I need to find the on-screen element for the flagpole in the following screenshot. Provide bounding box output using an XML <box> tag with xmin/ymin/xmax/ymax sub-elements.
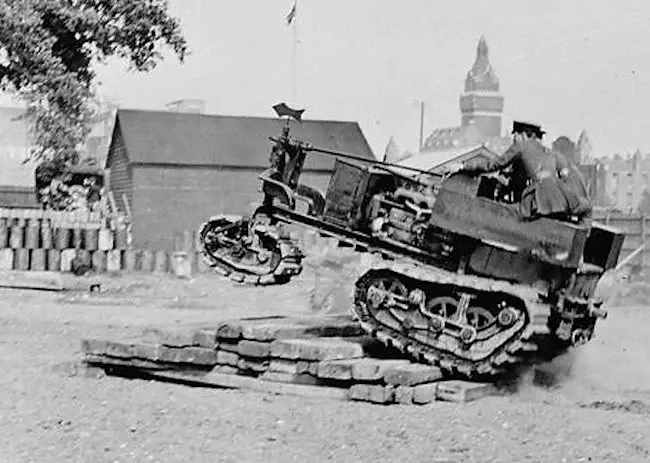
<box><xmin>291</xmin><ymin>1</ymin><xmax>298</xmax><ymax>104</ymax></box>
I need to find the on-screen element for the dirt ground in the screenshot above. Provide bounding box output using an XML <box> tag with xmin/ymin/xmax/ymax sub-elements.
<box><xmin>2</xmin><ymin>269</ymin><xmax>650</xmax><ymax>463</ymax></box>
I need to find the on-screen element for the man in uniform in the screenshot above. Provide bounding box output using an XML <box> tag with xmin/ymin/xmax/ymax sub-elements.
<box><xmin>445</xmin><ymin>121</ymin><xmax>584</xmax><ymax>221</ymax></box>
<box><xmin>553</xmin><ymin>149</ymin><xmax>593</xmax><ymax>220</ymax></box>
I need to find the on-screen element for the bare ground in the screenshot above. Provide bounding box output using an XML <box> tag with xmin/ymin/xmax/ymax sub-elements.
<box><xmin>1</xmin><ymin>270</ymin><xmax>650</xmax><ymax>463</ymax></box>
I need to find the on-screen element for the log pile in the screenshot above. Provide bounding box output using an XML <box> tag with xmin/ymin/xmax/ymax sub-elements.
<box><xmin>81</xmin><ymin>315</ymin><xmax>500</xmax><ymax>405</ymax></box>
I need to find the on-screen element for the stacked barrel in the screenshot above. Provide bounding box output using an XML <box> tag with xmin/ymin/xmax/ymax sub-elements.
<box><xmin>0</xmin><ymin>209</ymin><xmax>118</xmax><ymax>272</ymax></box>
<box><xmin>0</xmin><ymin>209</ymin><xmax>212</xmax><ymax>275</ymax></box>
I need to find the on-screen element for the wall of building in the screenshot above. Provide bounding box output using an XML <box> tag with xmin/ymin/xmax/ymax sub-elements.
<box><xmin>0</xmin><ymin>186</ymin><xmax>38</xmax><ymax>208</ymax></box>
<box><xmin>130</xmin><ymin>165</ymin><xmax>332</xmax><ymax>251</ymax></box>
<box><xmin>105</xmin><ymin>127</ymin><xmax>133</xmax><ymax>214</ymax></box>
<box><xmin>599</xmin><ymin>155</ymin><xmax>650</xmax><ymax>212</ymax></box>
<box><xmin>459</xmin><ymin>94</ymin><xmax>504</xmax><ymax>139</ymax></box>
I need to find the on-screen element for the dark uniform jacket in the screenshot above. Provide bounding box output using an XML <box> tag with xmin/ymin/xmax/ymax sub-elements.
<box><xmin>462</xmin><ymin>138</ymin><xmax>568</xmax><ymax>219</ymax></box>
<box><xmin>552</xmin><ymin>151</ymin><xmax>593</xmax><ymax>219</ymax></box>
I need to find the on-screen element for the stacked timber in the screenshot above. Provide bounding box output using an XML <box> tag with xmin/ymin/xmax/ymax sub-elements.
<box><xmin>81</xmin><ymin>315</ymin><xmax>500</xmax><ymax>405</ymax></box>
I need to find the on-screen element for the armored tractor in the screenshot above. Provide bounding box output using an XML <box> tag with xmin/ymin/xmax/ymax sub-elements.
<box><xmin>199</xmin><ymin>107</ymin><xmax>624</xmax><ymax>379</ymax></box>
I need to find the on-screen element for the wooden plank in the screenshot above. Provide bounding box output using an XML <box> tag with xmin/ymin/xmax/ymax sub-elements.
<box><xmin>238</xmin><ymin>357</ymin><xmax>269</xmax><ymax>374</ymax></box>
<box><xmin>151</xmin><ymin>370</ymin><xmax>350</xmax><ymax>400</ymax></box>
<box><xmin>220</xmin><ymin>315</ymin><xmax>364</xmax><ymax>342</ymax></box>
<box><xmin>383</xmin><ymin>363</ymin><xmax>444</xmax><ymax>386</ymax></box>
<box><xmin>348</xmin><ymin>384</ymin><xmax>395</xmax><ymax>404</ymax></box>
<box><xmin>269</xmin><ymin>338</ymin><xmax>365</xmax><ymax>361</ymax></box>
<box><xmin>140</xmin><ymin>327</ymin><xmax>198</xmax><ymax>347</ymax></box>
<box><xmin>237</xmin><ymin>340</ymin><xmax>271</xmax><ymax>358</ymax></box>
<box><xmin>412</xmin><ymin>383</ymin><xmax>439</xmax><ymax>404</ymax></box>
<box><xmin>394</xmin><ymin>386</ymin><xmax>414</xmax><ymax>405</ymax></box>
<box><xmin>84</xmin><ymin>354</ymin><xmax>190</xmax><ymax>371</ymax></box>
<box><xmin>436</xmin><ymin>380</ymin><xmax>499</xmax><ymax>403</ymax></box>
<box><xmin>0</xmin><ymin>270</ymin><xmax>63</xmax><ymax>291</ymax></box>
<box><xmin>259</xmin><ymin>371</ymin><xmax>320</xmax><ymax>386</ymax></box>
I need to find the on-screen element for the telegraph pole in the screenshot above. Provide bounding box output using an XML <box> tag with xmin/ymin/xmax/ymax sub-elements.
<box><xmin>419</xmin><ymin>101</ymin><xmax>425</xmax><ymax>151</ymax></box>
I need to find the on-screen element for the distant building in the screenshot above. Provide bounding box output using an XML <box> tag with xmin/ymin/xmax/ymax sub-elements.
<box><xmin>421</xmin><ymin>36</ymin><xmax>511</xmax><ymax>156</ymax></box>
<box><xmin>0</xmin><ymin>97</ymin><xmax>117</xmax><ymax>208</ymax></box>
<box><xmin>0</xmin><ymin>106</ymin><xmax>38</xmax><ymax>207</ymax></box>
<box><xmin>383</xmin><ymin>136</ymin><xmax>405</xmax><ymax>163</ymax></box>
<box><xmin>576</xmin><ymin>129</ymin><xmax>595</xmax><ymax>165</ymax></box>
<box><xmin>397</xmin><ymin>144</ymin><xmax>498</xmax><ymax>173</ymax></box>
<box><xmin>597</xmin><ymin>151</ymin><xmax>650</xmax><ymax>212</ymax></box>
<box><xmin>104</xmin><ymin>108</ymin><xmax>375</xmax><ymax>251</ymax></box>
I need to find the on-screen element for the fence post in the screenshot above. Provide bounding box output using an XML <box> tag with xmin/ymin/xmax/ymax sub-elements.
<box><xmin>641</xmin><ymin>213</ymin><xmax>647</xmax><ymax>268</ymax></box>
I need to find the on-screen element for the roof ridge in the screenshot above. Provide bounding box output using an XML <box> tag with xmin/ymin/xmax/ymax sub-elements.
<box><xmin>112</xmin><ymin>107</ymin><xmax>375</xmax><ymax>169</ymax></box>
<box><xmin>116</xmin><ymin>107</ymin><xmax>359</xmax><ymax>125</ymax></box>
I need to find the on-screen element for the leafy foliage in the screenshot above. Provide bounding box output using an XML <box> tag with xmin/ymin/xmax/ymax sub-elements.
<box><xmin>0</xmin><ymin>0</ymin><xmax>188</xmax><ymax>168</ymax></box>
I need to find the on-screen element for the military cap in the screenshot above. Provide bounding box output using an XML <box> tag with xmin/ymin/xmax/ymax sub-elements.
<box><xmin>512</xmin><ymin>121</ymin><xmax>545</xmax><ymax>136</ymax></box>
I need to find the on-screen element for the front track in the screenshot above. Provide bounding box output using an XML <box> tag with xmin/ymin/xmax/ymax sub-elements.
<box><xmin>199</xmin><ymin>214</ymin><xmax>304</xmax><ymax>285</ymax></box>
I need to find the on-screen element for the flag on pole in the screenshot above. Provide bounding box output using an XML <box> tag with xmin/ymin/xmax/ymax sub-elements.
<box><xmin>272</xmin><ymin>102</ymin><xmax>305</xmax><ymax>122</ymax></box>
<box><xmin>286</xmin><ymin>0</ymin><xmax>297</xmax><ymax>26</ymax></box>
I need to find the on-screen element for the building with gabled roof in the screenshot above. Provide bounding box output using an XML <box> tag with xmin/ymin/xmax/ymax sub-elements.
<box><xmin>0</xmin><ymin>96</ymin><xmax>116</xmax><ymax>208</ymax></box>
<box><xmin>104</xmin><ymin>108</ymin><xmax>375</xmax><ymax>251</ymax></box>
<box><xmin>576</xmin><ymin>129</ymin><xmax>594</xmax><ymax>165</ymax></box>
<box><xmin>397</xmin><ymin>144</ymin><xmax>498</xmax><ymax>173</ymax></box>
<box><xmin>382</xmin><ymin>136</ymin><xmax>404</xmax><ymax>163</ymax></box>
<box><xmin>0</xmin><ymin>106</ymin><xmax>39</xmax><ymax>208</ymax></box>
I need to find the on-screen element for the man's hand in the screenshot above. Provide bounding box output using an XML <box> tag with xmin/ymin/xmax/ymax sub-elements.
<box><xmin>443</xmin><ymin>162</ymin><xmax>464</xmax><ymax>175</ymax></box>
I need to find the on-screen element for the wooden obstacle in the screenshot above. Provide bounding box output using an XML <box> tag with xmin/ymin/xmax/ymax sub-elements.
<box><xmin>80</xmin><ymin>315</ymin><xmax>501</xmax><ymax>405</ymax></box>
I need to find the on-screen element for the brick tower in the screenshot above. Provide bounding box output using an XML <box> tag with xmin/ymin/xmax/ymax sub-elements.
<box><xmin>458</xmin><ymin>36</ymin><xmax>504</xmax><ymax>138</ymax></box>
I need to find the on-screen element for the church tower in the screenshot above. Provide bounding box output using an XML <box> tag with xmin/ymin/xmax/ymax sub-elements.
<box><xmin>458</xmin><ymin>36</ymin><xmax>504</xmax><ymax>138</ymax></box>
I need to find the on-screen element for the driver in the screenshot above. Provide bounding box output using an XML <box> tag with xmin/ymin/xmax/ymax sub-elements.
<box><xmin>445</xmin><ymin>121</ymin><xmax>569</xmax><ymax>221</ymax></box>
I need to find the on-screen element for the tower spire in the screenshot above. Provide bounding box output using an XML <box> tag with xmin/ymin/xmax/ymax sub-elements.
<box><xmin>465</xmin><ymin>35</ymin><xmax>500</xmax><ymax>92</ymax></box>
<box><xmin>459</xmin><ymin>36</ymin><xmax>504</xmax><ymax>138</ymax></box>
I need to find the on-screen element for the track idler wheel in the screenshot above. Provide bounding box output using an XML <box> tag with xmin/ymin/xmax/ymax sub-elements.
<box><xmin>428</xmin><ymin>315</ymin><xmax>445</xmax><ymax>333</ymax></box>
<box><xmin>497</xmin><ymin>307</ymin><xmax>518</xmax><ymax>327</ymax></box>
<box><xmin>459</xmin><ymin>326</ymin><xmax>478</xmax><ymax>344</ymax></box>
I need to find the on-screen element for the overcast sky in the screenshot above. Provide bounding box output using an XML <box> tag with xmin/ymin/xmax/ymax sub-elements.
<box><xmin>25</xmin><ymin>1</ymin><xmax>650</xmax><ymax>158</ymax></box>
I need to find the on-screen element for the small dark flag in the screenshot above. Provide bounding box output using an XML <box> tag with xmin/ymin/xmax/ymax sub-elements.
<box><xmin>273</xmin><ymin>102</ymin><xmax>305</xmax><ymax>122</ymax></box>
<box><xmin>286</xmin><ymin>0</ymin><xmax>297</xmax><ymax>26</ymax></box>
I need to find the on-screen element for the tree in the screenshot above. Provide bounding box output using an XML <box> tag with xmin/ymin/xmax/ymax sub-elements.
<box><xmin>0</xmin><ymin>0</ymin><xmax>188</xmax><ymax>171</ymax></box>
<box><xmin>551</xmin><ymin>136</ymin><xmax>578</xmax><ymax>164</ymax></box>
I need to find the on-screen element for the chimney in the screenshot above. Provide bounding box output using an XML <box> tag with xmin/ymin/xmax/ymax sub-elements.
<box><xmin>165</xmin><ymin>99</ymin><xmax>206</xmax><ymax>114</ymax></box>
